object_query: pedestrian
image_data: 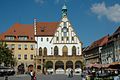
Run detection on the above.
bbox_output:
[70,69,73,77]
[33,71,36,80]
[81,71,86,80]
[68,69,70,77]
[30,70,34,80]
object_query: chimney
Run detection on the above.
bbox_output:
[34,18,37,35]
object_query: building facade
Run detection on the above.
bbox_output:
[101,27,120,64]
[35,4,83,74]
[113,27,120,62]
[0,4,83,74]
[83,36,108,65]
[0,23,36,71]
[101,37,115,64]
[84,27,120,65]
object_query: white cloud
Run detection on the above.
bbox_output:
[91,2,120,23]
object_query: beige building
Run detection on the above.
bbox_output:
[0,23,36,71]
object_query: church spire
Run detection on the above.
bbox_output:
[62,3,67,17]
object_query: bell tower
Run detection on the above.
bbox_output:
[62,3,67,17]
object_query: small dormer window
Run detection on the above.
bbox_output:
[41,29,44,32]
[18,36,28,40]
[41,27,45,32]
[5,35,15,40]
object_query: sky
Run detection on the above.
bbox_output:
[0,0,120,47]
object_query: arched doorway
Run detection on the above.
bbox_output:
[46,61,53,69]
[62,46,68,56]
[75,61,82,68]
[55,61,64,70]
[55,61,64,74]
[17,63,25,74]
[66,61,73,69]
[75,61,82,75]
[46,61,53,74]
[28,64,33,72]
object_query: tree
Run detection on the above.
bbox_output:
[0,42,16,67]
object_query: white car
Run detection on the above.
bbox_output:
[74,68,82,75]
[56,68,64,74]
[47,68,54,74]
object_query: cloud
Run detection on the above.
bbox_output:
[91,2,120,23]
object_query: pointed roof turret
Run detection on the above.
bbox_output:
[62,3,67,17]
[62,3,67,10]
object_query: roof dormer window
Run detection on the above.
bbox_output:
[18,36,28,40]
[41,27,45,32]
[5,35,15,40]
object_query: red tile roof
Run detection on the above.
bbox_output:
[88,35,109,50]
[0,23,35,42]
[36,22,59,36]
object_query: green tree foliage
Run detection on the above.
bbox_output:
[0,42,16,67]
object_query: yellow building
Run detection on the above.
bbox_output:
[0,23,36,72]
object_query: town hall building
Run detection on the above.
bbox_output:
[0,4,83,74]
[35,4,83,74]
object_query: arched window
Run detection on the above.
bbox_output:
[54,46,58,56]
[62,46,68,56]
[72,46,76,56]
[39,47,42,56]
[44,47,47,56]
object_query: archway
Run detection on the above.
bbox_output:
[55,61,64,70]
[46,61,53,69]
[28,64,33,72]
[75,61,82,68]
[66,61,73,69]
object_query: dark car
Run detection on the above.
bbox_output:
[0,66,15,76]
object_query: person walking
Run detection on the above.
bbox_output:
[30,70,34,80]
[70,69,73,77]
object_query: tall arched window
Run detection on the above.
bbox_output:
[72,46,76,56]
[54,46,58,56]
[44,47,47,56]
[39,47,42,56]
[63,46,68,56]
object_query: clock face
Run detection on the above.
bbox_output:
[63,27,67,32]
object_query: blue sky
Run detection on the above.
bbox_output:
[0,0,120,47]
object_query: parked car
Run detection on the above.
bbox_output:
[0,66,15,76]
